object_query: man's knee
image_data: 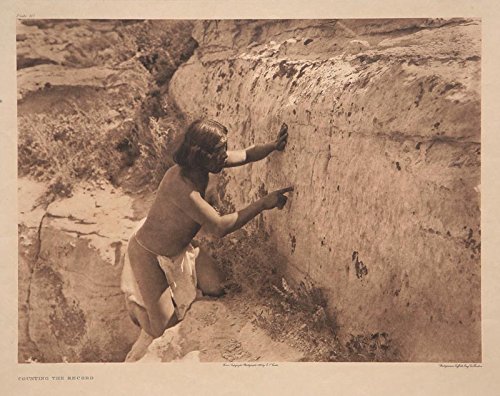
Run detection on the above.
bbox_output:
[147,326,164,339]
[148,314,178,338]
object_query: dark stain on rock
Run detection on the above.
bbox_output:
[466,55,480,62]
[250,25,263,43]
[358,54,382,65]
[250,77,259,92]
[290,234,297,254]
[352,251,368,279]
[395,162,401,171]
[427,76,439,92]
[464,228,481,254]
[296,64,310,80]
[273,60,297,80]
[440,81,463,95]
[110,241,122,266]
[17,56,57,70]
[414,81,424,107]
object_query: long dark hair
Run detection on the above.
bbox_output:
[173,119,228,169]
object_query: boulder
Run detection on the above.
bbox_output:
[18,179,141,362]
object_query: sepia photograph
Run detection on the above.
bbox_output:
[16,17,482,364]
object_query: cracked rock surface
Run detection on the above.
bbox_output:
[18,179,140,362]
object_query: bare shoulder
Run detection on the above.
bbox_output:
[156,165,210,210]
[157,166,194,200]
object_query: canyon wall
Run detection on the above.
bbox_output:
[169,19,481,361]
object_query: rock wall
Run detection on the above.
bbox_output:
[19,179,142,362]
[169,19,481,361]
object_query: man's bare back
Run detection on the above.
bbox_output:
[136,165,206,257]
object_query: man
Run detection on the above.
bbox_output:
[121,119,292,339]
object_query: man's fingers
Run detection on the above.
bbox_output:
[277,194,288,209]
[276,133,287,151]
[276,124,288,152]
[278,186,294,194]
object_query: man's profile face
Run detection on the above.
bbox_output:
[205,139,228,173]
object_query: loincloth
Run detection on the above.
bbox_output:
[120,219,200,320]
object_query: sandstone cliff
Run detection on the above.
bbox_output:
[169,19,481,361]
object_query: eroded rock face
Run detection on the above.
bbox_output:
[18,179,141,362]
[169,19,481,361]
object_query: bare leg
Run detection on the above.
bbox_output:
[195,248,225,297]
[127,237,178,338]
[125,299,154,335]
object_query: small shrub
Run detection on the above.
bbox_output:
[18,112,124,198]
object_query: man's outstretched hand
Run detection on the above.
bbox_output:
[262,186,294,210]
[275,123,288,151]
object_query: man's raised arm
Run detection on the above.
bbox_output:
[224,123,288,168]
